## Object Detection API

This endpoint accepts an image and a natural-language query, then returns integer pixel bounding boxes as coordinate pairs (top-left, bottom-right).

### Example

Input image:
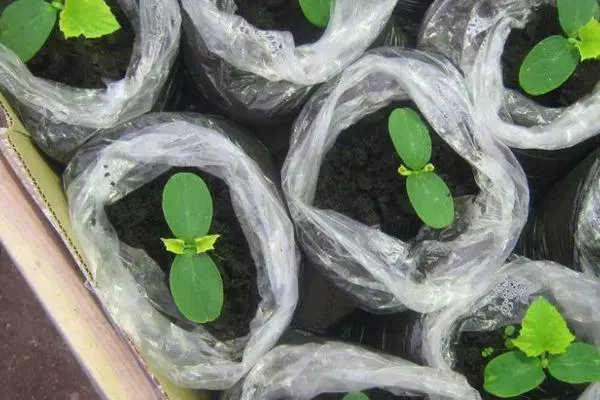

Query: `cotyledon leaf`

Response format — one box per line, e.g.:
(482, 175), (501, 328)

(558, 0), (600, 37)
(388, 108), (432, 171)
(298, 0), (331, 28)
(406, 171), (454, 229)
(548, 343), (600, 384)
(484, 351), (546, 398)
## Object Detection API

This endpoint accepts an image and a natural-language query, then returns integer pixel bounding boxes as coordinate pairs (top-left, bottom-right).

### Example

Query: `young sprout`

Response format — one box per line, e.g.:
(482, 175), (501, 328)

(388, 108), (455, 229)
(342, 392), (370, 400)
(484, 296), (600, 398)
(482, 347), (495, 358)
(161, 172), (223, 323)
(299, 0), (331, 28)
(519, 0), (600, 95)
(0, 0), (121, 62)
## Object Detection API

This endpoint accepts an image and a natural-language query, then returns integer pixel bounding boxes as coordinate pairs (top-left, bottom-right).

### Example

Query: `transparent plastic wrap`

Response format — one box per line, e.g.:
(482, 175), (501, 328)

(222, 342), (480, 400)
(63, 113), (299, 389)
(179, 0), (397, 122)
(282, 48), (528, 314)
(0, 0), (181, 163)
(421, 258), (600, 400)
(419, 0), (600, 150)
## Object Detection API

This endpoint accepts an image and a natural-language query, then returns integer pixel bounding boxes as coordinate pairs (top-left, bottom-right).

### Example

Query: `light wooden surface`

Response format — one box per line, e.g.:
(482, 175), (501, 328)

(0, 154), (162, 400)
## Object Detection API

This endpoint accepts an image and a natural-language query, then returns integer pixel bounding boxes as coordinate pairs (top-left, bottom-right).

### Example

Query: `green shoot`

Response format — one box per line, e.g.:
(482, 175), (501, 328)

(298, 0), (331, 28)
(342, 392), (370, 400)
(388, 108), (455, 229)
(162, 173), (223, 323)
(482, 347), (495, 358)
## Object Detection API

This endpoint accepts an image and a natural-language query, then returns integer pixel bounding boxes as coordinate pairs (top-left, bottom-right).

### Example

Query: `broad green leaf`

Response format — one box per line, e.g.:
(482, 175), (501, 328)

(59, 0), (120, 39)
(406, 172), (454, 229)
(388, 108), (432, 171)
(162, 173), (213, 242)
(195, 234), (221, 253)
(558, 0), (600, 37)
(298, 0), (331, 28)
(0, 0), (58, 62)
(512, 297), (575, 357)
(161, 238), (186, 255)
(574, 18), (600, 61)
(519, 35), (580, 95)
(548, 343), (600, 383)
(484, 351), (546, 398)
(170, 254), (223, 323)
(342, 393), (370, 400)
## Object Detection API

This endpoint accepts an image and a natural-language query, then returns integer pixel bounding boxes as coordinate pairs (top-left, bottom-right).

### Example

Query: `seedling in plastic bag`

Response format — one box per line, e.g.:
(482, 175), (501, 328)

(342, 392), (369, 400)
(161, 172), (224, 323)
(519, 0), (600, 96)
(0, 0), (121, 62)
(484, 296), (600, 398)
(388, 108), (455, 229)
(299, 0), (331, 27)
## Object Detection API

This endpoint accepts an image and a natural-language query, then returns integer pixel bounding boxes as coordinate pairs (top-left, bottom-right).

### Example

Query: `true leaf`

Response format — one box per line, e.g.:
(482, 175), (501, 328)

(195, 234), (221, 253)
(519, 35), (580, 96)
(161, 238), (186, 255)
(59, 0), (120, 39)
(162, 173), (213, 242)
(574, 18), (600, 61)
(342, 393), (370, 400)
(558, 0), (600, 37)
(0, 0), (58, 62)
(169, 254), (223, 323)
(298, 0), (331, 28)
(548, 343), (600, 384)
(388, 108), (432, 171)
(406, 172), (454, 229)
(511, 297), (575, 357)
(484, 351), (546, 398)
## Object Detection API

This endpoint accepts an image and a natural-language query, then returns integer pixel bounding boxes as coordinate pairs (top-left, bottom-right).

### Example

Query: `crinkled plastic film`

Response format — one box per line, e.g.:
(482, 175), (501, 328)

(421, 258), (600, 400)
(419, 0), (600, 150)
(0, 0), (181, 162)
(222, 342), (480, 400)
(63, 113), (299, 389)
(282, 48), (528, 314)
(180, 0), (397, 121)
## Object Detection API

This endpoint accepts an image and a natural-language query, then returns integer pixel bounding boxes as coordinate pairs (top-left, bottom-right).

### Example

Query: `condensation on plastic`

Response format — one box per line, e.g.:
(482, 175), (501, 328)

(0, 0), (181, 162)
(421, 258), (600, 400)
(282, 48), (528, 314)
(179, 0), (397, 121)
(63, 113), (299, 389)
(222, 342), (480, 400)
(419, 0), (600, 150)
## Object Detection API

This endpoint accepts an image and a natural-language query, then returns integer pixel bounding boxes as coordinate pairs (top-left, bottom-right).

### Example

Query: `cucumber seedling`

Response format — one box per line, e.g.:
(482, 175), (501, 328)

(342, 392), (369, 400)
(299, 0), (331, 28)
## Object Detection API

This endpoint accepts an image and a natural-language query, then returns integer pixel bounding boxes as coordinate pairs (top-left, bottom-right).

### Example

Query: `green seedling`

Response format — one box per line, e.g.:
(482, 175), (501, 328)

(519, 0), (600, 95)
(484, 296), (600, 398)
(161, 172), (223, 323)
(342, 392), (370, 400)
(298, 0), (331, 28)
(388, 108), (455, 229)
(504, 325), (517, 349)
(482, 347), (495, 358)
(0, 0), (120, 62)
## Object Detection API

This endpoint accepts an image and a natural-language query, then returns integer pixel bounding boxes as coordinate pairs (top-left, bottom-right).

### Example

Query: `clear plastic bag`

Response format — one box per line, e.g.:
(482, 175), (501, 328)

(63, 113), (299, 389)
(419, 0), (600, 150)
(179, 0), (397, 122)
(282, 47), (528, 314)
(421, 258), (600, 400)
(0, 0), (181, 162)
(222, 342), (480, 399)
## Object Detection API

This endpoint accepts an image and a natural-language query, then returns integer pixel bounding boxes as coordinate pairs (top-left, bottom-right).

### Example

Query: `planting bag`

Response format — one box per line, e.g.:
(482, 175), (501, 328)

(0, 0), (181, 163)
(180, 0), (397, 122)
(419, 0), (600, 150)
(282, 48), (528, 314)
(222, 342), (480, 399)
(421, 258), (600, 400)
(63, 113), (299, 389)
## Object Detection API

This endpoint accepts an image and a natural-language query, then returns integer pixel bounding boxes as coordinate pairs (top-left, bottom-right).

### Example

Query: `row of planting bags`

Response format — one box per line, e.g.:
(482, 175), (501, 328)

(2, 0), (599, 398)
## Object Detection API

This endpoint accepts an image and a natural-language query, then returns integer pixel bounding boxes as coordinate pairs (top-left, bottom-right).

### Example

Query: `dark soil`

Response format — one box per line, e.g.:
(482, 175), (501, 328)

(104, 168), (260, 341)
(455, 327), (587, 399)
(314, 104), (478, 242)
(26, 0), (134, 89)
(312, 388), (420, 400)
(502, 4), (600, 108)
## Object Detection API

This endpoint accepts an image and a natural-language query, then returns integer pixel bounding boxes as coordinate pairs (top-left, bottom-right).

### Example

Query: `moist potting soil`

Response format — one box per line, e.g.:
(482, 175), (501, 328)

(311, 388), (422, 399)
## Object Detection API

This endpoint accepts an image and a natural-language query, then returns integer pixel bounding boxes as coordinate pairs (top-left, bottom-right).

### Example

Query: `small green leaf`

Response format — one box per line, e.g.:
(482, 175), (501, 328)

(574, 18), (600, 61)
(161, 238), (186, 255)
(195, 234), (221, 253)
(342, 393), (370, 400)
(519, 35), (580, 95)
(0, 0), (58, 62)
(484, 351), (546, 398)
(59, 0), (120, 39)
(548, 343), (600, 384)
(512, 297), (575, 357)
(558, 0), (600, 37)
(170, 254), (223, 323)
(482, 347), (495, 357)
(388, 108), (432, 171)
(162, 173), (213, 242)
(406, 172), (454, 229)
(298, 0), (331, 28)
(504, 325), (516, 337)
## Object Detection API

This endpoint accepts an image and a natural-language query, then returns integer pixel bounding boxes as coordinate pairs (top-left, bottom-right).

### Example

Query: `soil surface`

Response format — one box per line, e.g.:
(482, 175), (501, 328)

(26, 0), (134, 89)
(314, 104), (478, 242)
(312, 389), (420, 400)
(455, 327), (587, 399)
(502, 4), (600, 108)
(105, 168), (259, 341)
